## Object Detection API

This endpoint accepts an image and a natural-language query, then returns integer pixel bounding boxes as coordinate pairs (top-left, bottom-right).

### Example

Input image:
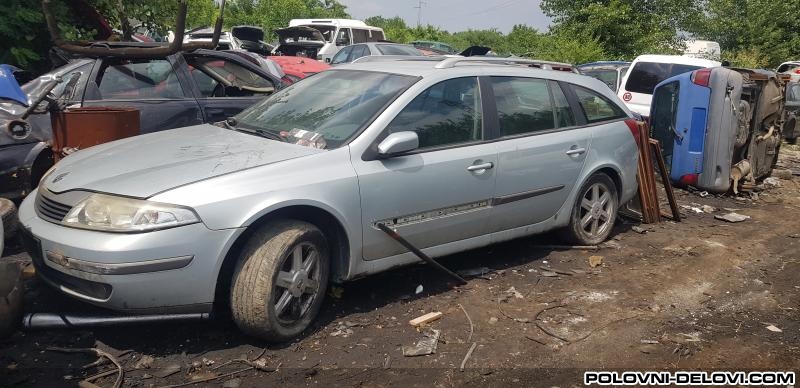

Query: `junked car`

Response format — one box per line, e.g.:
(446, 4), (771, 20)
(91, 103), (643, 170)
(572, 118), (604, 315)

(650, 67), (784, 192)
(330, 43), (422, 65)
(0, 45), (282, 200)
(19, 56), (639, 341)
(577, 61), (631, 92)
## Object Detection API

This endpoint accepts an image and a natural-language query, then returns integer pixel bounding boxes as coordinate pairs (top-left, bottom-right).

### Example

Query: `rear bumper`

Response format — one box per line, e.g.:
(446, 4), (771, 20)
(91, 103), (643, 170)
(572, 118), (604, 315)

(18, 190), (242, 313)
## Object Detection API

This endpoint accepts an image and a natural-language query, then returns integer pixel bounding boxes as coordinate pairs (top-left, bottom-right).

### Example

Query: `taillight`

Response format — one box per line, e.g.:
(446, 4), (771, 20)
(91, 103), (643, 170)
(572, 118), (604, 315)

(678, 174), (699, 186)
(794, 69), (800, 74)
(624, 118), (641, 144)
(691, 68), (712, 87)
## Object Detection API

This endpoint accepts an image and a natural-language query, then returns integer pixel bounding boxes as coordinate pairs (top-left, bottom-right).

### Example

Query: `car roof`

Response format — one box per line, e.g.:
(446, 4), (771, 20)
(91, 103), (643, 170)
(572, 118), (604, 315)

(631, 54), (720, 67)
(339, 57), (590, 84)
(578, 61), (631, 68)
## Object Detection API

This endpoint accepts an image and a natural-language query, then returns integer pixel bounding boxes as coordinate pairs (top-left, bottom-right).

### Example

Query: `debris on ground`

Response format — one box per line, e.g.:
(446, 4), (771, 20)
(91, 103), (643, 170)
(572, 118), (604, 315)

(330, 322), (355, 337)
(133, 354), (154, 369)
(456, 267), (494, 279)
(152, 363), (181, 378)
(415, 285), (424, 294)
(701, 205), (716, 213)
(765, 324), (782, 333)
(763, 177), (781, 188)
(588, 255), (604, 268)
(409, 311), (443, 327)
(460, 342), (478, 371)
(681, 205), (705, 214)
(715, 212), (751, 223)
(502, 286), (524, 300)
(402, 329), (440, 356)
(488, 317), (498, 325)
(631, 225), (648, 234)
(539, 270), (559, 277)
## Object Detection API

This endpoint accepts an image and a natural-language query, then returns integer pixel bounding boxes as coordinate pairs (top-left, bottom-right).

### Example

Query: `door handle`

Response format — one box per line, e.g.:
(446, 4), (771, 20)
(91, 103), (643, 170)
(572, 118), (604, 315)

(206, 108), (226, 115)
(467, 162), (494, 171)
(565, 147), (587, 156)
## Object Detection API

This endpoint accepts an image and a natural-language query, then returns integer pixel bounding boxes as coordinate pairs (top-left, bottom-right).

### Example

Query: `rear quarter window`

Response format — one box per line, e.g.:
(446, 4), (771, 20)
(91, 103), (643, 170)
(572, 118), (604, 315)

(625, 62), (702, 95)
(572, 85), (627, 123)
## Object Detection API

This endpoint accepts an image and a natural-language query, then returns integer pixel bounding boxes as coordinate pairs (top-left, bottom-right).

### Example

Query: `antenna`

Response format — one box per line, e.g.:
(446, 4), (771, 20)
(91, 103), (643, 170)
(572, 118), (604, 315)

(414, 0), (426, 27)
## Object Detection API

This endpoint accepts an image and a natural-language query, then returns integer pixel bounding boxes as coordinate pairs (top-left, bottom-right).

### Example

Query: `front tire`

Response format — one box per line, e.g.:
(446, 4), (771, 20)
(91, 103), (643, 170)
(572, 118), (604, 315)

(230, 220), (329, 341)
(561, 173), (618, 245)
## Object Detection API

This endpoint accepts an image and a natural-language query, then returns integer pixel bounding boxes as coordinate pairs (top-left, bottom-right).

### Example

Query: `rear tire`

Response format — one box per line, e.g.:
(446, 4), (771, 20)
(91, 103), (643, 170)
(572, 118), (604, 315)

(561, 173), (618, 245)
(230, 220), (329, 341)
(0, 198), (18, 241)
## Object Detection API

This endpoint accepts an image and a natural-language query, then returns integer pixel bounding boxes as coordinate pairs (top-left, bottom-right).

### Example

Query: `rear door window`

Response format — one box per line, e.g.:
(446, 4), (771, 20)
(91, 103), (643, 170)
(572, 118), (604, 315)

(385, 77), (482, 149)
(572, 85), (627, 123)
(95, 59), (185, 100)
(490, 77), (556, 136)
(348, 45), (369, 62)
(625, 62), (702, 94)
(376, 44), (420, 56)
(582, 69), (618, 91)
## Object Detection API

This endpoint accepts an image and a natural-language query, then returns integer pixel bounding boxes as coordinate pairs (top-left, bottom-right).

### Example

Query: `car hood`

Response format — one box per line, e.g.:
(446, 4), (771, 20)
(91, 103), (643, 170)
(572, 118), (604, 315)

(232, 25), (264, 42)
(45, 124), (324, 198)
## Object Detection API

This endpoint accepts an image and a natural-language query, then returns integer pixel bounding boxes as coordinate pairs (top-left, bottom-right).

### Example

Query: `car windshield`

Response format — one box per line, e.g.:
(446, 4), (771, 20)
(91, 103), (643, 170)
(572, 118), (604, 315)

(234, 70), (417, 149)
(625, 62), (703, 95)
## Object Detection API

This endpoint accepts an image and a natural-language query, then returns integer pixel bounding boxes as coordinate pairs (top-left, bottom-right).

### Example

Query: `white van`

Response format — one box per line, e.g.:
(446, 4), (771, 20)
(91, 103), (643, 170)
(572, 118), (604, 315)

(618, 55), (721, 117)
(285, 19), (385, 63)
(683, 40), (721, 61)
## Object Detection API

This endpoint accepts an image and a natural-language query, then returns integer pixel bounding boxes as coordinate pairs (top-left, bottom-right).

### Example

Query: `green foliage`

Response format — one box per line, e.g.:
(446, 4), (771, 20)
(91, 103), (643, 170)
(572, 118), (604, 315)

(541, 0), (698, 59)
(688, 0), (800, 68)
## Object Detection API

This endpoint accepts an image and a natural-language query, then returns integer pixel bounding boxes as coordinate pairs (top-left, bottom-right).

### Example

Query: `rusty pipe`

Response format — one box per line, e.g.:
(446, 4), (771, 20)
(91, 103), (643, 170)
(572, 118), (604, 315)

(22, 312), (211, 330)
(41, 0), (204, 58)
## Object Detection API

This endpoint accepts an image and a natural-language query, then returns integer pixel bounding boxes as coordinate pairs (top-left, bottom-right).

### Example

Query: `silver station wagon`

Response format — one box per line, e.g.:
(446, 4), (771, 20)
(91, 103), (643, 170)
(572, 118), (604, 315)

(19, 57), (639, 341)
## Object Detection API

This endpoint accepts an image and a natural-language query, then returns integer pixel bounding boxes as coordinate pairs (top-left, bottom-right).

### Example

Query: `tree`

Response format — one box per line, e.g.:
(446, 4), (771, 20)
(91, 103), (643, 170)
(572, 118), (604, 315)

(541, 0), (699, 59)
(688, 0), (800, 67)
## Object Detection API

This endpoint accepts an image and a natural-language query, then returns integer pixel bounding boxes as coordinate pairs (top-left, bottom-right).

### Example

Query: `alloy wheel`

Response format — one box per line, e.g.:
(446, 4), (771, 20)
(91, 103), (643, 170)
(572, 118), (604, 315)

(272, 242), (321, 324)
(579, 182), (615, 239)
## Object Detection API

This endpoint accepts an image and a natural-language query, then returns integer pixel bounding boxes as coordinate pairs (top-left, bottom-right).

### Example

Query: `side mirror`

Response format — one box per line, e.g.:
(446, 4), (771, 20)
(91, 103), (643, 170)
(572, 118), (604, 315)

(377, 131), (419, 157)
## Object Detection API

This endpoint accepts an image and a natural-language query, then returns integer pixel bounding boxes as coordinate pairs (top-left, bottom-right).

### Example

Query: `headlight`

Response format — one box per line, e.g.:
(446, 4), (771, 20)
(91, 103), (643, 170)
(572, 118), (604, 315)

(63, 193), (200, 232)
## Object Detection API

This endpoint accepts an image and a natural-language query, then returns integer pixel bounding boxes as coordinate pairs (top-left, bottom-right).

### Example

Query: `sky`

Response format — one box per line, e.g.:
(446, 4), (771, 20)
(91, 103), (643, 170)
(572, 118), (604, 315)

(337, 0), (551, 33)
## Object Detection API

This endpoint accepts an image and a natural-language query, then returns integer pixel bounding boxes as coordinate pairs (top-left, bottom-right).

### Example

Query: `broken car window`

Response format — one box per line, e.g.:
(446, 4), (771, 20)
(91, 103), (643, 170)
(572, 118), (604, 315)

(235, 70), (416, 149)
(188, 58), (275, 97)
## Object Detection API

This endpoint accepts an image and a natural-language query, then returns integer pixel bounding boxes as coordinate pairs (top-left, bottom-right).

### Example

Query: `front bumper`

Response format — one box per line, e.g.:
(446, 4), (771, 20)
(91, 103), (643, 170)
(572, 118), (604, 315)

(18, 190), (242, 313)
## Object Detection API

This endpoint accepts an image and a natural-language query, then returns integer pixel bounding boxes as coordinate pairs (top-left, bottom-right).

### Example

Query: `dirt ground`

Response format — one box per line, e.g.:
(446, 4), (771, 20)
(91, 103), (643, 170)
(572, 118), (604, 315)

(2, 147), (800, 387)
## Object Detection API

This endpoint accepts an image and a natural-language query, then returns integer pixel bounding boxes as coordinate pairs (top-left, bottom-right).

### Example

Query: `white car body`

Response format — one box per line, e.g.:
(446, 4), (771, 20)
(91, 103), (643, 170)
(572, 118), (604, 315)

(777, 61), (800, 83)
(683, 40), (721, 61)
(287, 19), (385, 63)
(618, 54), (721, 117)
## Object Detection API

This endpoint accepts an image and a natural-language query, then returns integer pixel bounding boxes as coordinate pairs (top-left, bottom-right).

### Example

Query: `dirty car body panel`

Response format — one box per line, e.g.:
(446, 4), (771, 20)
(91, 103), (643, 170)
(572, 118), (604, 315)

(19, 60), (638, 316)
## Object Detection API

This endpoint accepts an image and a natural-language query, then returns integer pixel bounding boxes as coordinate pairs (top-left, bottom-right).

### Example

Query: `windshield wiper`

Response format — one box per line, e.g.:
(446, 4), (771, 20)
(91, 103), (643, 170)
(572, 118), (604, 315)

(221, 118), (285, 142)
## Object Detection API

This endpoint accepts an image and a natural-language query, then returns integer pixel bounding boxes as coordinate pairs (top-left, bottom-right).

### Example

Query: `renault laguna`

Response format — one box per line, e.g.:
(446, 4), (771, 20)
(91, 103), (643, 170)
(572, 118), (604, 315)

(19, 56), (639, 341)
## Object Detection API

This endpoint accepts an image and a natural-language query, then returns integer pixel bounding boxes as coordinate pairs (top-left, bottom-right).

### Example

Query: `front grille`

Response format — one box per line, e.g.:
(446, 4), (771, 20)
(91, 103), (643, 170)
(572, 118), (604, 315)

(35, 192), (72, 223)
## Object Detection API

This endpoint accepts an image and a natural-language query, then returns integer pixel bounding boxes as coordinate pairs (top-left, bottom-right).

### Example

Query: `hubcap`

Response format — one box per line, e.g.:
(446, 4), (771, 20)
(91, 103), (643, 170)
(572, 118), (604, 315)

(579, 183), (614, 238)
(272, 242), (320, 324)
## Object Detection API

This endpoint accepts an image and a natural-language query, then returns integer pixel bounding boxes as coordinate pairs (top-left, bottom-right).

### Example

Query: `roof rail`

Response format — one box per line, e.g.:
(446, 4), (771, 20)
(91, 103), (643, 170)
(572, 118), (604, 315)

(434, 56), (575, 71)
(351, 55), (446, 64)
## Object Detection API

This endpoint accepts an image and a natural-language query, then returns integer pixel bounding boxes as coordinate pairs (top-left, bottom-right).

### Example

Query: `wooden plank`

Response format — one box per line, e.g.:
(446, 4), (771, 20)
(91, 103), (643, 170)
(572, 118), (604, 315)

(649, 139), (681, 222)
(409, 312), (443, 327)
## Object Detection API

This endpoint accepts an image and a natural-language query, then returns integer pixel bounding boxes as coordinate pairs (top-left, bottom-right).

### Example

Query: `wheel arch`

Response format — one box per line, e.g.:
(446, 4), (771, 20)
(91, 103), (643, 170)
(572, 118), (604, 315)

(213, 203), (351, 311)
